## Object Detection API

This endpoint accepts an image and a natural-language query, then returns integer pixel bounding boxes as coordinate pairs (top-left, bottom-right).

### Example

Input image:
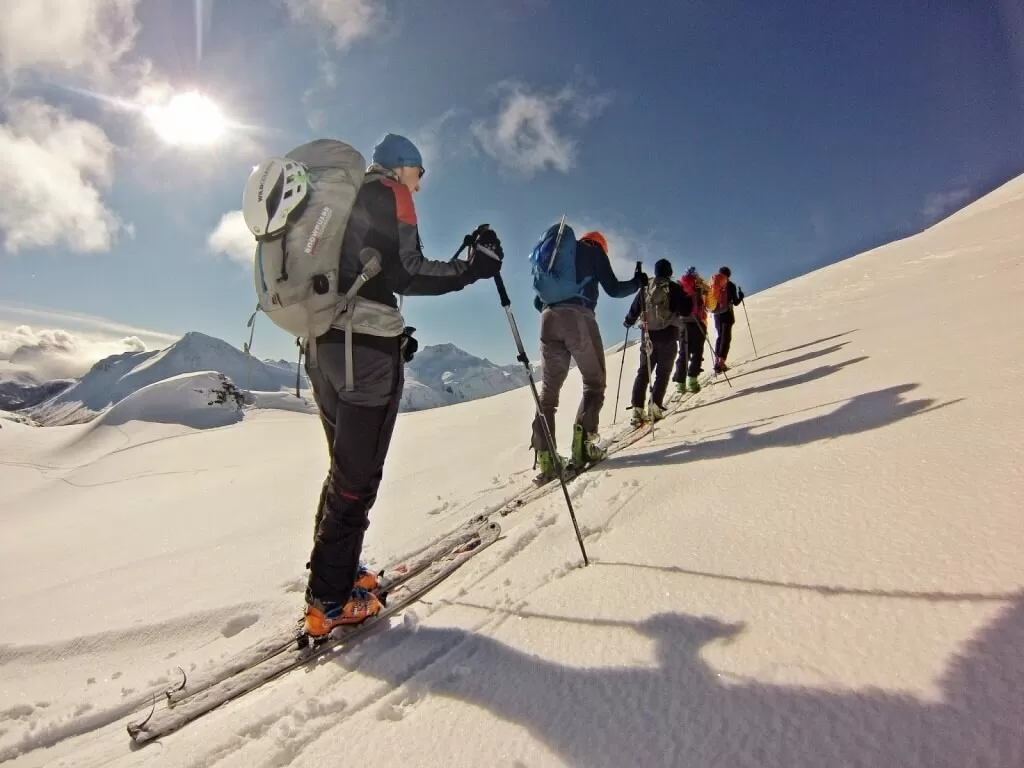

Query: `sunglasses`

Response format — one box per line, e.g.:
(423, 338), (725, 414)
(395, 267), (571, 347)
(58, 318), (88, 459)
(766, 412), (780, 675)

(417, 167), (426, 179)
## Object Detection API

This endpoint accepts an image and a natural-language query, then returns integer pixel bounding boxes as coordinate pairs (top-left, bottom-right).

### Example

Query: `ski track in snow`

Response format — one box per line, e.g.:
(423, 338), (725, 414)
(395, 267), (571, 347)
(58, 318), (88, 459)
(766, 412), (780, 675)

(2, 176), (1024, 766)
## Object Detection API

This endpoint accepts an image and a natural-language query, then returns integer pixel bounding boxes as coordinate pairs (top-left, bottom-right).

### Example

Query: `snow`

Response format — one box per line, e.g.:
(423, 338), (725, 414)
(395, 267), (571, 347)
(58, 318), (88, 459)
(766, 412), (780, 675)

(26, 331), (297, 426)
(1, 174), (1023, 766)
(400, 342), (532, 411)
(6, 333), (534, 427)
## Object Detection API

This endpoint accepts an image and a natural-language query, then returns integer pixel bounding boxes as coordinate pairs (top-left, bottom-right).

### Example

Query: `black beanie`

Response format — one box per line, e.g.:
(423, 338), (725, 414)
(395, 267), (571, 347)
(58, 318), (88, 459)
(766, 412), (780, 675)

(655, 259), (673, 278)
(720, 266), (731, 278)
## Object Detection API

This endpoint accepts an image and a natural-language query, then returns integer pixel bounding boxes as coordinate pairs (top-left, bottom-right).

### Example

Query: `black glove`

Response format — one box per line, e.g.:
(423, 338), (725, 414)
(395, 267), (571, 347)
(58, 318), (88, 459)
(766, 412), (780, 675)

(400, 326), (418, 363)
(737, 288), (745, 304)
(623, 318), (633, 328)
(468, 229), (503, 280)
(634, 263), (649, 287)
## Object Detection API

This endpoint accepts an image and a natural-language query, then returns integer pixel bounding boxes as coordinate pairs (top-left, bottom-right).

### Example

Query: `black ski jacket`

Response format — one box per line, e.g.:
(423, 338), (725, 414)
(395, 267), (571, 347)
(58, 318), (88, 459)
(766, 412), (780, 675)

(624, 280), (693, 342)
(715, 280), (745, 323)
(338, 167), (482, 308)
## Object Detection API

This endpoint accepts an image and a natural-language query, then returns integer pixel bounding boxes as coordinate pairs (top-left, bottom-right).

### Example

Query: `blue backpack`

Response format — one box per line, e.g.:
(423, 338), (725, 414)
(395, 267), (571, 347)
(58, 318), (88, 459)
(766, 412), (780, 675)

(530, 222), (592, 306)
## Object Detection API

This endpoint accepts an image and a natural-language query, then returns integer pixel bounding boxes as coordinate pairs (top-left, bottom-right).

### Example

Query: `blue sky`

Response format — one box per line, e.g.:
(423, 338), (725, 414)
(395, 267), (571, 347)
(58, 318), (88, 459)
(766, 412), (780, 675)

(1, 0), (1023, 370)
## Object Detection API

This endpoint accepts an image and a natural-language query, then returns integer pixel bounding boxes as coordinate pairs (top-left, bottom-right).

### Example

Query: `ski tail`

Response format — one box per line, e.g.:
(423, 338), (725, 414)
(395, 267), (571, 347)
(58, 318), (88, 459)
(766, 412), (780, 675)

(127, 521), (501, 745)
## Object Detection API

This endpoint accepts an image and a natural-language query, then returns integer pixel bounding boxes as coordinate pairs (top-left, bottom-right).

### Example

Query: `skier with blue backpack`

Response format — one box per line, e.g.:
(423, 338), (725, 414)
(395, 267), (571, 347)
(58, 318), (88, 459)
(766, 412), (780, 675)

(529, 220), (646, 482)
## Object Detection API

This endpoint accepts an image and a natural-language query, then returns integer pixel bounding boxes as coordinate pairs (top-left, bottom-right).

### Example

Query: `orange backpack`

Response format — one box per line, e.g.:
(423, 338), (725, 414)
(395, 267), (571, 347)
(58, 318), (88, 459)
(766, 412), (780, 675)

(709, 272), (730, 314)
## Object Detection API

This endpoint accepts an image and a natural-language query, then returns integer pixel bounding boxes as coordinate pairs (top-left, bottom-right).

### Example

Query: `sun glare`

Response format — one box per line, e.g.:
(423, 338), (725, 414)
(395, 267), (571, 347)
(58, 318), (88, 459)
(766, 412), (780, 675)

(146, 91), (226, 147)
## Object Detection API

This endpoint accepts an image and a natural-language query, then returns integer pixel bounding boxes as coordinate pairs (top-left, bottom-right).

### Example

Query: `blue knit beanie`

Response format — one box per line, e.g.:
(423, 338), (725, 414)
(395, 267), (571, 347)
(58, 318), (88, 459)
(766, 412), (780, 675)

(371, 133), (423, 170)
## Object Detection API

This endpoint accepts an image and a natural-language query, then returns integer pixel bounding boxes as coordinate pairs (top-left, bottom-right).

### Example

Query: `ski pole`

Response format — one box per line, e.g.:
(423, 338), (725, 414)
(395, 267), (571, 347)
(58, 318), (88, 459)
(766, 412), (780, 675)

(704, 322), (731, 387)
(613, 326), (629, 425)
(740, 290), (758, 358)
(456, 226), (590, 566)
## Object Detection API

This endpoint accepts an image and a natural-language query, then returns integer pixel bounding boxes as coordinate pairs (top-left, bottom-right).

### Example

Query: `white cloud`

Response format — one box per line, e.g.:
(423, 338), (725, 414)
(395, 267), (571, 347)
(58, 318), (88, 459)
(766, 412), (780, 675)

(208, 211), (256, 264)
(0, 99), (127, 254)
(411, 109), (460, 174)
(284, 0), (385, 49)
(0, 324), (148, 380)
(471, 81), (611, 177)
(0, 0), (141, 84)
(922, 188), (972, 224)
(573, 220), (665, 278)
(0, 303), (179, 345)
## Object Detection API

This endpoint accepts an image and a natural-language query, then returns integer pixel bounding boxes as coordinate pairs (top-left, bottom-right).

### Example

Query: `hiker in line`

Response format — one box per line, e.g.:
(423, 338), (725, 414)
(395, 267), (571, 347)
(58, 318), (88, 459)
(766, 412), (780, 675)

(709, 266), (745, 372)
(530, 226), (645, 481)
(289, 134), (503, 635)
(673, 266), (710, 394)
(623, 258), (693, 426)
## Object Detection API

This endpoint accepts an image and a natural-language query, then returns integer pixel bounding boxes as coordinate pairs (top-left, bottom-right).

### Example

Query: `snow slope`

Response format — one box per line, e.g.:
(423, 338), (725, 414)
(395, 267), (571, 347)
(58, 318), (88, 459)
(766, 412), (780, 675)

(27, 332), (297, 426)
(402, 342), (530, 409)
(1, 174), (1022, 766)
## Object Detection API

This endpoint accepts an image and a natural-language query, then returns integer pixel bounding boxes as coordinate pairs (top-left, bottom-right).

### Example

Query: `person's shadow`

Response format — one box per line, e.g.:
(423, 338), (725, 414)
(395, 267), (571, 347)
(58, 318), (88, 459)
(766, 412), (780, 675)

(604, 382), (961, 470)
(338, 596), (1024, 767)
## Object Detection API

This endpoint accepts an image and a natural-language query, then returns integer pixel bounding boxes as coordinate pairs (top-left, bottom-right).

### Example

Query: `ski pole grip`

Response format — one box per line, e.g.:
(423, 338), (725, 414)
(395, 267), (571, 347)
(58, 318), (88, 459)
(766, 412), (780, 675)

(494, 274), (512, 308)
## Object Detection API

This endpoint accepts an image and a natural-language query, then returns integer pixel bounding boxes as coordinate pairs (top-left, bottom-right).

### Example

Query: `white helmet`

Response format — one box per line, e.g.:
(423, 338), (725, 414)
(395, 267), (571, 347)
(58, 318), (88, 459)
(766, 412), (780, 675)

(242, 157), (309, 238)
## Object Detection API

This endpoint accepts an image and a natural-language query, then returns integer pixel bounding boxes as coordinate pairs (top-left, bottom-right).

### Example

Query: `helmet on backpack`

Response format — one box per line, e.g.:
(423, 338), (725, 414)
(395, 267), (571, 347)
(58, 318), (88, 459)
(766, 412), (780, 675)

(242, 157), (310, 238)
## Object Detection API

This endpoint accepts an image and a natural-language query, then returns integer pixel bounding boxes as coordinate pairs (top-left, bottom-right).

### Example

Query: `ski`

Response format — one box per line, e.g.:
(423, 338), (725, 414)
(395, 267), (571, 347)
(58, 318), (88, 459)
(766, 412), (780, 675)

(506, 373), (712, 516)
(154, 515), (493, 711)
(128, 519), (501, 745)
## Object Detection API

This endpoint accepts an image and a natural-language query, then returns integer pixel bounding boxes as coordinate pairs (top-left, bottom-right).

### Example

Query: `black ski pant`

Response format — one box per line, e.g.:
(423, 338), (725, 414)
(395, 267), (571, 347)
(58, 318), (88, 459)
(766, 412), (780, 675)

(714, 310), (735, 361)
(673, 321), (706, 382)
(304, 330), (404, 604)
(631, 333), (677, 410)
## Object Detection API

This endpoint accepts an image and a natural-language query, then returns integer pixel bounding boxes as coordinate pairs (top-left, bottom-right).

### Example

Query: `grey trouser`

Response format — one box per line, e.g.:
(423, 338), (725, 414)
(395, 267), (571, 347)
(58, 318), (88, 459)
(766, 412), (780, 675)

(531, 304), (607, 451)
(304, 330), (404, 603)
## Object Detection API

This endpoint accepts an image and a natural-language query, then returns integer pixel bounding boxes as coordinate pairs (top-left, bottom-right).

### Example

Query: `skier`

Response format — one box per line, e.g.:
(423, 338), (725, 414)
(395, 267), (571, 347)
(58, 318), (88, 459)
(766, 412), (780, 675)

(672, 267), (709, 394)
(623, 259), (693, 426)
(300, 134), (504, 636)
(531, 229), (645, 481)
(709, 266), (745, 372)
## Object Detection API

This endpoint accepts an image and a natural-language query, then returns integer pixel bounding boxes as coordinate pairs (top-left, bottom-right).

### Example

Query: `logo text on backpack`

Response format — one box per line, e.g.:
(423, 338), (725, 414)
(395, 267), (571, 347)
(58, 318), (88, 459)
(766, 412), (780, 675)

(305, 206), (333, 256)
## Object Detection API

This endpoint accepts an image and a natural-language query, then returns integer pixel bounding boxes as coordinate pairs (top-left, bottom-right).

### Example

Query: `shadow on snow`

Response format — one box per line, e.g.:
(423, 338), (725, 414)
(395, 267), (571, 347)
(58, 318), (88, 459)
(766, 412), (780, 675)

(337, 596), (1023, 767)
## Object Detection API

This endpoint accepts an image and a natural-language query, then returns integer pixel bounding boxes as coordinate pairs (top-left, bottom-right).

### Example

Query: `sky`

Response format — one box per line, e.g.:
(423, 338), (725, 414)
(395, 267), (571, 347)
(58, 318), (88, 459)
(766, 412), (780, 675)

(1, 0), (1023, 373)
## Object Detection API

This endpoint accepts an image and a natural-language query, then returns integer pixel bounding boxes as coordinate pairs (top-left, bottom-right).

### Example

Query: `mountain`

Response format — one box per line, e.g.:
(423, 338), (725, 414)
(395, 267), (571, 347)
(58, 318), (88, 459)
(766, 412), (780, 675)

(401, 343), (530, 411)
(14, 331), (529, 426)
(0, 377), (74, 411)
(3, 171), (1022, 767)
(28, 331), (296, 425)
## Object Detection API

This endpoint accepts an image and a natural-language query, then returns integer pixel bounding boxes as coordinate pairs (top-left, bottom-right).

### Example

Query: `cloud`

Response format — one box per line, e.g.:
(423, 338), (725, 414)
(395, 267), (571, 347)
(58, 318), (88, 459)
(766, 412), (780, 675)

(573, 219), (666, 277)
(0, 302), (179, 345)
(208, 211), (256, 264)
(0, 325), (148, 380)
(922, 188), (972, 224)
(471, 81), (611, 177)
(411, 109), (461, 173)
(0, 0), (141, 84)
(284, 0), (385, 50)
(0, 99), (127, 254)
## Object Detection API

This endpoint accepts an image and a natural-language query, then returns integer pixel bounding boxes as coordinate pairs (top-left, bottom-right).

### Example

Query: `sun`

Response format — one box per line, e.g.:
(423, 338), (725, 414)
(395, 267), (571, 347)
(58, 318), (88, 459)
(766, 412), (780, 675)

(146, 91), (226, 147)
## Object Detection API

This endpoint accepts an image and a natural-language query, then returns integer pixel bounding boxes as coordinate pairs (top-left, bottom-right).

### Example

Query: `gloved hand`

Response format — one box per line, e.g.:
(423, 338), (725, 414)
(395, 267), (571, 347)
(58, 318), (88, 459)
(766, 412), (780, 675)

(468, 228), (503, 280)
(634, 263), (649, 287)
(400, 326), (418, 363)
(623, 318), (633, 328)
(737, 287), (745, 303)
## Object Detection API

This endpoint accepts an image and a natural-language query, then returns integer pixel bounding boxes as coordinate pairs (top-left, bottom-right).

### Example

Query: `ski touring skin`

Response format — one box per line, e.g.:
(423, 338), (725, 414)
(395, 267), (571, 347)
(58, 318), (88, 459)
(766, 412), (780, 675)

(127, 519), (501, 745)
